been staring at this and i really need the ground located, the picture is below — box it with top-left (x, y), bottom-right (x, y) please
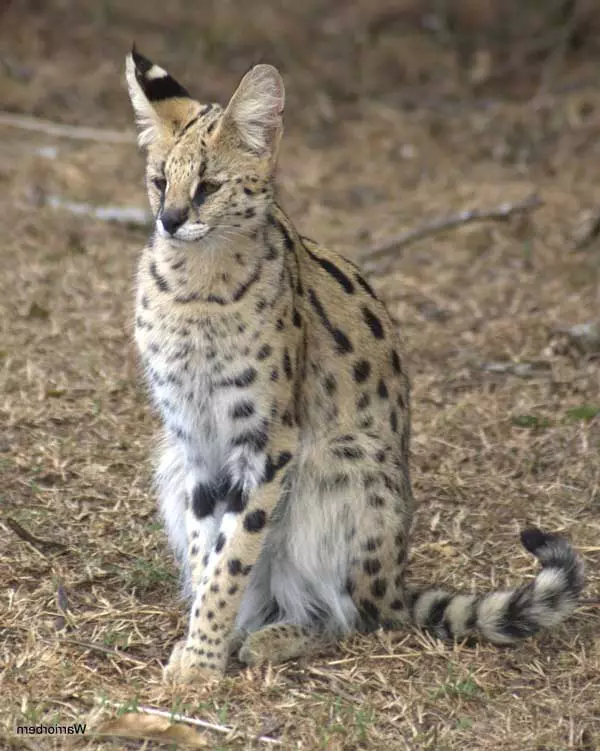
top-left (1, 2), bottom-right (599, 749)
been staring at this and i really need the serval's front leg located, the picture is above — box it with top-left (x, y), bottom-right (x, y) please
top-left (164, 445), bottom-right (295, 683)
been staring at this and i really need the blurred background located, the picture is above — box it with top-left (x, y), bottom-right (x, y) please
top-left (1, 2), bottom-right (599, 748)
top-left (4, 0), bottom-right (600, 121)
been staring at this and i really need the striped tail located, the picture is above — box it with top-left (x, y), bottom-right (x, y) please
top-left (409, 528), bottom-right (584, 645)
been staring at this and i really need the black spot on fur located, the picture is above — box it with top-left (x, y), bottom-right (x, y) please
top-left (355, 273), bottom-right (378, 299)
top-left (362, 306), bottom-right (384, 339)
top-left (377, 379), bottom-right (388, 399)
top-left (360, 599), bottom-right (380, 624)
top-left (391, 349), bottom-right (402, 374)
top-left (149, 260), bottom-right (169, 292)
top-left (293, 308), bottom-right (302, 328)
top-left (283, 349), bottom-right (293, 380)
top-left (371, 578), bottom-right (387, 599)
top-left (214, 533), bottom-right (226, 553)
top-left (363, 558), bottom-right (382, 575)
top-left (357, 393), bottom-right (370, 410)
top-left (323, 374), bottom-right (337, 394)
top-left (227, 487), bottom-right (246, 513)
top-left (257, 343), bottom-right (272, 361)
top-left (368, 494), bottom-right (386, 508)
top-left (179, 115), bottom-right (200, 137)
top-left (381, 474), bottom-right (399, 494)
top-left (175, 291), bottom-right (202, 304)
top-left (192, 483), bottom-right (219, 519)
top-left (264, 451), bottom-right (293, 483)
top-left (228, 558), bottom-right (242, 576)
top-left (363, 473), bottom-right (377, 488)
top-left (269, 214), bottom-right (295, 251)
top-left (265, 243), bottom-right (279, 260)
top-left (232, 426), bottom-right (269, 453)
top-left (305, 246), bottom-right (354, 293)
top-left (390, 409), bottom-right (398, 433)
top-left (231, 400), bottom-right (255, 419)
top-left (232, 262), bottom-right (263, 302)
top-left (244, 509), bottom-right (267, 533)
top-left (353, 359), bottom-right (371, 383)
top-left (332, 445), bottom-right (364, 460)
top-left (333, 434), bottom-right (355, 444)
top-left (308, 287), bottom-right (353, 354)
top-left (219, 367), bottom-right (257, 388)
top-left (364, 537), bottom-right (381, 552)
top-left (332, 329), bottom-right (352, 354)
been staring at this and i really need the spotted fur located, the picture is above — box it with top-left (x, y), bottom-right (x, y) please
top-left (126, 50), bottom-right (584, 681)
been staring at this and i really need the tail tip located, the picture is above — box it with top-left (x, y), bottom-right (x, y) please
top-left (520, 526), bottom-right (553, 554)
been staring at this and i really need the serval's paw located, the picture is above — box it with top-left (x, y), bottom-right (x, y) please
top-left (239, 624), bottom-right (315, 666)
top-left (163, 639), bottom-right (225, 685)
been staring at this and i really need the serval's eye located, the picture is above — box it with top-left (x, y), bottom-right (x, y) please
top-left (193, 181), bottom-right (221, 206)
top-left (152, 176), bottom-right (167, 194)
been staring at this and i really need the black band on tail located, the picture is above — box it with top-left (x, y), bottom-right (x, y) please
top-left (408, 527), bottom-right (583, 646)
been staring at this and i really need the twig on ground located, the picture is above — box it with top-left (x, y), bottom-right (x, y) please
top-left (0, 112), bottom-right (135, 143)
top-left (361, 193), bottom-right (542, 272)
top-left (55, 581), bottom-right (71, 632)
top-left (4, 516), bottom-right (68, 554)
top-left (41, 192), bottom-right (543, 255)
top-left (60, 638), bottom-right (149, 666)
top-left (99, 701), bottom-right (283, 746)
top-left (305, 666), bottom-right (362, 704)
top-left (46, 196), bottom-right (151, 227)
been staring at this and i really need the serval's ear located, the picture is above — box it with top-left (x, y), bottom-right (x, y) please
top-left (125, 46), bottom-right (199, 148)
top-left (216, 64), bottom-right (284, 160)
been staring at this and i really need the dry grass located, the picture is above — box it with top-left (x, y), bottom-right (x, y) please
top-left (1, 2), bottom-right (599, 749)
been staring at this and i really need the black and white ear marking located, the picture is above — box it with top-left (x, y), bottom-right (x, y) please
top-left (130, 45), bottom-right (190, 102)
top-left (125, 46), bottom-right (195, 147)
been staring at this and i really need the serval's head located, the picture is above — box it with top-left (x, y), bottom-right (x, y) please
top-left (125, 48), bottom-right (284, 245)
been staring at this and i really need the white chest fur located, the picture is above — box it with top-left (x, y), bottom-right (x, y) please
top-left (136, 312), bottom-right (269, 493)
